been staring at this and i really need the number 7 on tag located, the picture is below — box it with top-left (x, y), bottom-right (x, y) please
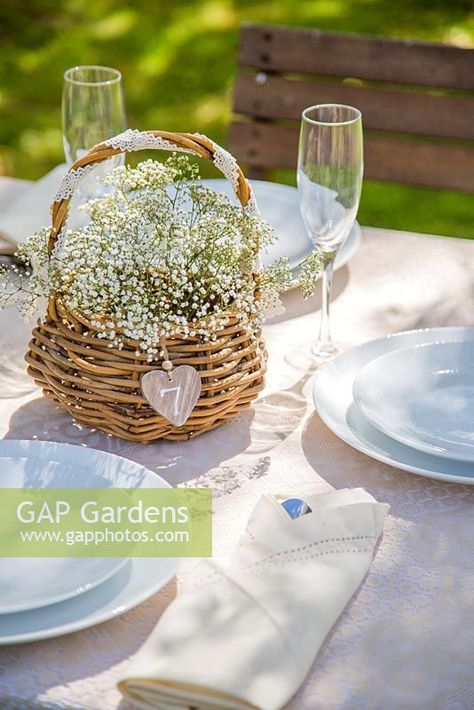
top-left (140, 365), bottom-right (202, 427)
top-left (160, 386), bottom-right (181, 416)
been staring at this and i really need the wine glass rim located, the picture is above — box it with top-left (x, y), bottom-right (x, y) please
top-left (302, 103), bottom-right (362, 126)
top-left (64, 65), bottom-right (122, 86)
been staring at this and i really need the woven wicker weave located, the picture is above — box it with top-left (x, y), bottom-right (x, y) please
top-left (26, 131), bottom-right (266, 442)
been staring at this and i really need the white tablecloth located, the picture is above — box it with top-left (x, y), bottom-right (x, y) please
top-left (0, 176), bottom-right (474, 710)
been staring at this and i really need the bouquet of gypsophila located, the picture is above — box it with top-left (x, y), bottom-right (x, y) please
top-left (0, 155), bottom-right (322, 360)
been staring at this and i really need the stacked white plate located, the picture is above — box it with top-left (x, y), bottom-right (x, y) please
top-left (0, 440), bottom-right (179, 644)
top-left (313, 327), bottom-right (474, 484)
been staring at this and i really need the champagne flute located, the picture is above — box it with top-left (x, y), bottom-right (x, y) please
top-left (62, 65), bottom-right (126, 201)
top-left (298, 104), bottom-right (363, 361)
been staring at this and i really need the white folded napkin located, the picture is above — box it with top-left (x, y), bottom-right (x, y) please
top-left (119, 487), bottom-right (389, 710)
top-left (0, 164), bottom-right (66, 248)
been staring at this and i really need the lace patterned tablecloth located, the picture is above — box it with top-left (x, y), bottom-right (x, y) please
top-left (0, 174), bottom-right (474, 710)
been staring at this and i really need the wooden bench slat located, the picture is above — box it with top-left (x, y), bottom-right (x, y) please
top-left (229, 121), bottom-right (474, 192)
top-left (233, 73), bottom-right (474, 141)
top-left (239, 24), bottom-right (474, 91)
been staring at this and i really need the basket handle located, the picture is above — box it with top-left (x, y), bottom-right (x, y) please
top-left (48, 130), bottom-right (254, 255)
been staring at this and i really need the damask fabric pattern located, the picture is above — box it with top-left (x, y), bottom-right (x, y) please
top-left (0, 213), bottom-right (473, 709)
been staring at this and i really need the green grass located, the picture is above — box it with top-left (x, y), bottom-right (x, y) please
top-left (1, 0), bottom-right (473, 236)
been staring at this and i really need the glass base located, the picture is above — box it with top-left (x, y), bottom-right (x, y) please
top-left (284, 339), bottom-right (340, 372)
top-left (311, 340), bottom-right (338, 362)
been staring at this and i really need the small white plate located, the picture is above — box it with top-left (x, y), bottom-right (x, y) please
top-left (201, 179), bottom-right (361, 274)
top-left (353, 341), bottom-right (474, 462)
top-left (0, 440), bottom-right (178, 644)
top-left (313, 327), bottom-right (474, 485)
top-left (0, 554), bottom-right (127, 616)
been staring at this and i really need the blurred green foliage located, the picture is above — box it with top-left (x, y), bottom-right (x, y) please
top-left (0, 0), bottom-right (473, 236)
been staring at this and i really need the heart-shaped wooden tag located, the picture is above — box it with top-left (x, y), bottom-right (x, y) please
top-left (140, 365), bottom-right (202, 427)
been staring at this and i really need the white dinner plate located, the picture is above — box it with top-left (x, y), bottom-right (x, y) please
top-left (201, 179), bottom-right (361, 274)
top-left (0, 440), bottom-right (178, 644)
top-left (353, 341), bottom-right (474, 462)
top-left (313, 327), bottom-right (474, 485)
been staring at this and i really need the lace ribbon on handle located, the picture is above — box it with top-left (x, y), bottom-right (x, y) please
top-left (54, 164), bottom-right (96, 203)
top-left (54, 131), bottom-right (196, 202)
top-left (53, 129), bottom-right (256, 206)
top-left (103, 129), bottom-right (196, 155)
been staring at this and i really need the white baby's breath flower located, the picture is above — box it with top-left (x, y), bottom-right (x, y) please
top-left (0, 156), bottom-right (321, 348)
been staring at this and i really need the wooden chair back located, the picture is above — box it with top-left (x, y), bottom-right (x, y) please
top-left (229, 24), bottom-right (474, 192)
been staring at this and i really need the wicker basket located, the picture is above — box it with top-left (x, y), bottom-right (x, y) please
top-left (26, 130), bottom-right (267, 442)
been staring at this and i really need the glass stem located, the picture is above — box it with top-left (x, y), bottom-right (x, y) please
top-left (314, 251), bottom-right (337, 358)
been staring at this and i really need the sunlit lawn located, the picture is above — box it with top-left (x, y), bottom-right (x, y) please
top-left (1, 0), bottom-right (473, 237)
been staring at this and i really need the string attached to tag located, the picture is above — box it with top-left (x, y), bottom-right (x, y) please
top-left (159, 338), bottom-right (174, 382)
